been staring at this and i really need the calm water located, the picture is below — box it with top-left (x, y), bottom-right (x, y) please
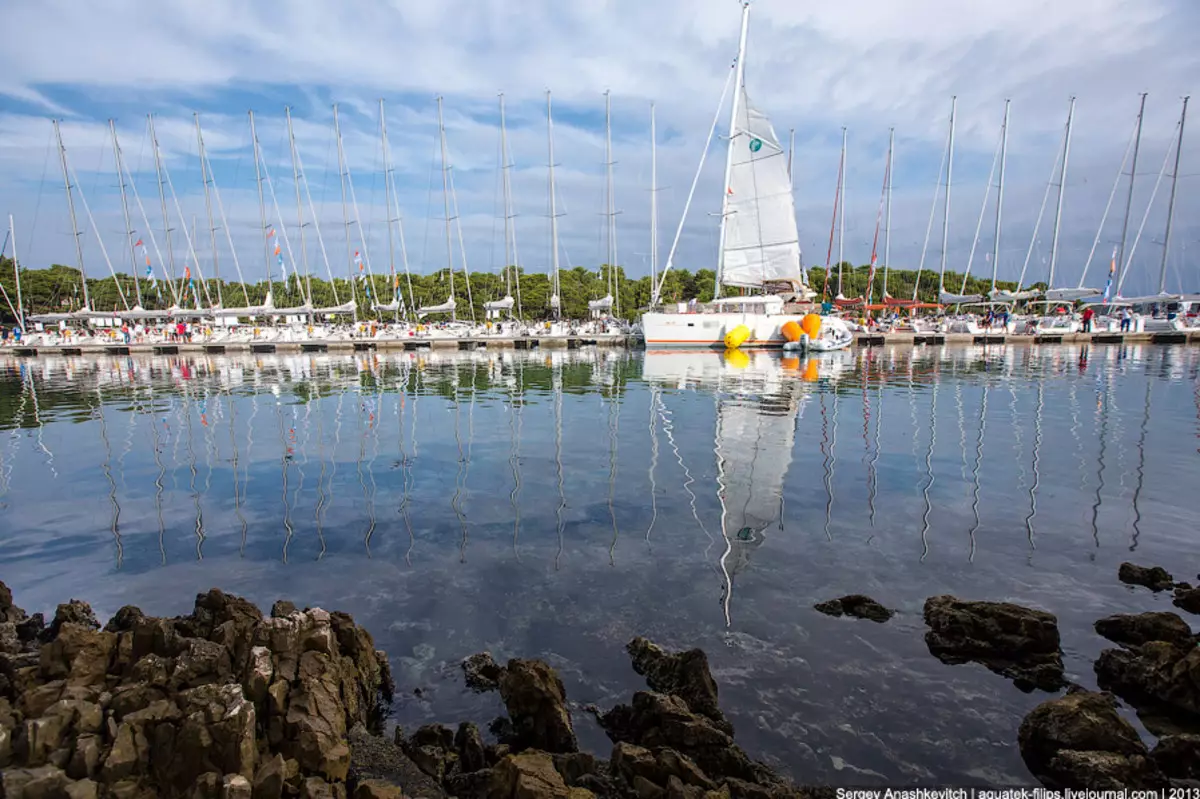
top-left (1, 345), bottom-right (1197, 785)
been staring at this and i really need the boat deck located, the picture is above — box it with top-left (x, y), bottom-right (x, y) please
top-left (0, 330), bottom-right (1197, 358)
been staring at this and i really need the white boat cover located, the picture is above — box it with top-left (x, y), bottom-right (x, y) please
top-left (1043, 287), bottom-right (1102, 302)
top-left (312, 301), bottom-right (358, 316)
top-left (417, 296), bottom-right (457, 317)
top-left (372, 301), bottom-right (402, 313)
top-left (939, 292), bottom-right (984, 304)
top-left (989, 288), bottom-right (1041, 302)
top-left (483, 295), bottom-right (515, 311)
top-left (587, 295), bottom-right (614, 312)
top-left (1115, 292), bottom-right (1183, 305)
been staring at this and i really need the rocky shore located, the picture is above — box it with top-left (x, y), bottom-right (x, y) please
top-left (1, 559), bottom-right (1197, 796)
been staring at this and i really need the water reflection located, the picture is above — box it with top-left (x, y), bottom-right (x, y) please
top-left (2, 344), bottom-right (1199, 785)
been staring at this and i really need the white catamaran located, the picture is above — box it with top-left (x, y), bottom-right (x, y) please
top-left (642, 1), bottom-right (813, 349)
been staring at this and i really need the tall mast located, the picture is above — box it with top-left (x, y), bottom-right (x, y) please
top-left (110, 120), bottom-right (143, 308)
top-left (604, 90), bottom-right (619, 313)
top-left (1046, 97), bottom-right (1075, 291)
top-left (882, 128), bottom-right (894, 298)
top-left (195, 114), bottom-right (223, 307)
top-left (714, 0), bottom-right (751, 298)
top-left (53, 120), bottom-right (90, 310)
top-left (938, 96), bottom-right (957, 294)
top-left (1116, 93), bottom-right (1147, 293)
top-left (650, 103), bottom-right (659, 303)
top-left (436, 96), bottom-right (457, 320)
top-left (1159, 95), bottom-right (1189, 295)
top-left (10, 215), bottom-right (24, 330)
top-left (332, 104), bottom-right (359, 319)
top-left (787, 128), bottom-right (795, 184)
top-left (380, 99), bottom-right (398, 319)
top-left (285, 107), bottom-right (313, 308)
top-left (499, 92), bottom-right (517, 309)
top-left (249, 110), bottom-right (274, 302)
top-left (379, 100), bottom-right (413, 317)
top-left (148, 115), bottom-right (178, 304)
top-left (837, 127), bottom-right (846, 296)
top-left (547, 91), bottom-right (562, 319)
top-left (991, 100), bottom-right (1010, 292)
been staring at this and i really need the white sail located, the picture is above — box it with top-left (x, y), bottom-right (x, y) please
top-left (720, 90), bottom-right (804, 290)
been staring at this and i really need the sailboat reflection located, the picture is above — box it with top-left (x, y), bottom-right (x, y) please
top-left (644, 349), bottom-right (825, 626)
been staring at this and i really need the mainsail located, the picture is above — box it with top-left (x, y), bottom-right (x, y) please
top-left (720, 90), bottom-right (805, 290)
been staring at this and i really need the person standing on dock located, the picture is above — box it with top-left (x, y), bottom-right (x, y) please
top-left (1081, 306), bottom-right (1094, 333)
top-left (1120, 307), bottom-right (1133, 332)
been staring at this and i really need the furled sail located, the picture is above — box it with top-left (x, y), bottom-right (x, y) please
top-left (989, 288), bottom-right (1041, 302)
top-left (417, 296), bottom-right (457, 317)
top-left (720, 90), bottom-right (805, 290)
top-left (1043, 287), bottom-right (1101, 302)
top-left (939, 291), bottom-right (985, 304)
top-left (483, 295), bottom-right (515, 312)
top-left (587, 294), bottom-right (614, 312)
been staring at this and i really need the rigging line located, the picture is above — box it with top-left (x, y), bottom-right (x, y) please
top-left (958, 124), bottom-right (1003, 296)
top-left (912, 121), bottom-right (951, 302)
top-left (658, 392), bottom-right (714, 556)
top-left (1116, 124), bottom-right (1179, 297)
top-left (67, 159), bottom-right (130, 310)
top-left (956, 379), bottom-right (967, 482)
top-left (919, 379), bottom-right (938, 563)
top-left (1015, 125), bottom-right (1068, 292)
top-left (398, 358), bottom-right (414, 567)
top-left (646, 384), bottom-right (660, 546)
top-left (95, 385), bottom-right (123, 569)
top-left (324, 385), bottom-right (346, 555)
top-left (290, 108), bottom-right (338, 304)
top-left (1077, 117), bottom-right (1139, 289)
top-left (115, 124), bottom-right (181, 306)
top-left (714, 393), bottom-right (733, 629)
top-left (1130, 379), bottom-right (1151, 552)
top-left (867, 373), bottom-right (883, 531)
top-left (1024, 384), bottom-right (1043, 553)
top-left (28, 367), bottom-right (56, 478)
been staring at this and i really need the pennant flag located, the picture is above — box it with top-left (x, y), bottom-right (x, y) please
top-left (727, 186), bottom-right (734, 195)
top-left (137, 240), bottom-right (156, 288)
top-left (184, 265), bottom-right (191, 281)
top-left (1102, 245), bottom-right (1117, 301)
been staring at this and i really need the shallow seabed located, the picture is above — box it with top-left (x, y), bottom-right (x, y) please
top-left (1, 344), bottom-right (1197, 785)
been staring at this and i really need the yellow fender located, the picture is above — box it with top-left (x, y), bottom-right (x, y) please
top-left (723, 348), bottom-right (750, 369)
top-left (724, 324), bottom-right (751, 350)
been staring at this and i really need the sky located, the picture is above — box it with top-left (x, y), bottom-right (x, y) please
top-left (0, 0), bottom-right (1196, 300)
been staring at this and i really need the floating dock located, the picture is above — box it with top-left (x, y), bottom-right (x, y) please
top-left (1, 330), bottom-right (1197, 358)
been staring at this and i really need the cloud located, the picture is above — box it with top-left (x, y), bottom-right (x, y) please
top-left (0, 0), bottom-right (1195, 298)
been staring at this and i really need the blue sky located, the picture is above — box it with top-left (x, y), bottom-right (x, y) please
top-left (0, 0), bottom-right (1196, 297)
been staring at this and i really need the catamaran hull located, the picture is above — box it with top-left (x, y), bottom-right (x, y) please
top-left (641, 312), bottom-right (805, 349)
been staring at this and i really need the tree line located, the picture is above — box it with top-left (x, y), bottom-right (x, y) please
top-left (0, 258), bottom-right (1025, 325)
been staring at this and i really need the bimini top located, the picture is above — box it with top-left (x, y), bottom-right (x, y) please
top-left (710, 295), bottom-right (785, 309)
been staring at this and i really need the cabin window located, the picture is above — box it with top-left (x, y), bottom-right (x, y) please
top-left (687, 323), bottom-right (695, 327)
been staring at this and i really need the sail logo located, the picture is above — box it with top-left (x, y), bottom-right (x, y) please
top-left (749, 138), bottom-right (763, 152)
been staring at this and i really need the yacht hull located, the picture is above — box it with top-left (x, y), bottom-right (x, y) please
top-left (641, 311), bottom-right (804, 349)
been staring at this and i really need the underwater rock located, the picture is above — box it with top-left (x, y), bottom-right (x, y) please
top-left (1173, 586), bottom-right (1200, 616)
top-left (1118, 562), bottom-right (1176, 593)
top-left (1094, 612), bottom-right (1196, 648)
top-left (923, 595), bottom-right (1065, 692)
top-left (813, 595), bottom-right (894, 624)
top-left (1095, 639), bottom-right (1200, 721)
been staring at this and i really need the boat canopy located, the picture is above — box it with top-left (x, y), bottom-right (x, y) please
top-left (372, 301), bottom-right (402, 313)
top-left (1043, 287), bottom-right (1102, 302)
top-left (989, 288), bottom-right (1041, 302)
top-left (417, 296), bottom-right (457, 317)
top-left (711, 295), bottom-right (784, 309)
top-left (272, 304), bottom-right (314, 317)
top-left (1116, 292), bottom-right (1183, 305)
top-left (938, 291), bottom-right (984, 305)
top-left (27, 313), bottom-right (74, 323)
top-left (587, 294), bottom-right (614, 312)
top-left (483, 295), bottom-right (515, 312)
top-left (312, 301), bottom-right (358, 316)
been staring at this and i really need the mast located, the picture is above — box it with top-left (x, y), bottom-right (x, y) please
top-left (1159, 95), bottom-right (1189, 295)
top-left (1046, 97), bottom-right (1075, 292)
top-left (650, 103), bottom-right (659, 304)
top-left (787, 128), bottom-right (795, 184)
top-left (53, 119), bottom-right (90, 310)
top-left (837, 127), bottom-right (846, 297)
top-left (882, 128), bottom-right (894, 298)
top-left (195, 114), bottom-right (224, 307)
top-left (249, 110), bottom-right (274, 302)
top-left (148, 115), bottom-right (178, 305)
top-left (380, 99), bottom-right (398, 320)
top-left (285, 107), bottom-right (313, 309)
top-left (436, 96), bottom-right (457, 320)
top-left (110, 119), bottom-right (143, 308)
top-left (938, 96), bottom-right (957, 294)
top-left (991, 100), bottom-right (1010, 292)
top-left (10, 215), bottom-right (24, 330)
top-left (547, 91), bottom-right (562, 319)
top-left (499, 92), bottom-right (519, 314)
top-left (380, 99), bottom-right (414, 318)
top-left (1116, 93), bottom-right (1147, 294)
top-left (332, 104), bottom-right (359, 320)
top-left (604, 90), bottom-right (620, 314)
top-left (714, 0), bottom-right (751, 298)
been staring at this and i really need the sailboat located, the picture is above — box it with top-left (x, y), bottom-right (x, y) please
top-left (417, 97), bottom-right (468, 321)
top-left (642, 2), bottom-right (813, 349)
top-left (484, 93), bottom-right (520, 323)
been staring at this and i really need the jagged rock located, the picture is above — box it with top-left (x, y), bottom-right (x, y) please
top-left (813, 595), bottom-right (894, 624)
top-left (0, 580), bottom-right (23, 623)
top-left (104, 606), bottom-right (146, 634)
top-left (347, 724), bottom-right (446, 799)
top-left (285, 651), bottom-right (351, 781)
top-left (352, 780), bottom-right (405, 799)
top-left (552, 752), bottom-right (600, 786)
top-left (498, 659), bottom-right (578, 754)
top-left (270, 600), bottom-right (297, 619)
top-left (252, 752), bottom-right (287, 799)
top-left (1095, 641), bottom-right (1200, 719)
top-left (445, 769), bottom-right (495, 799)
top-left (627, 638), bottom-right (730, 732)
top-left (408, 724), bottom-right (455, 752)
top-left (1, 765), bottom-right (70, 799)
top-left (456, 722), bottom-right (487, 774)
top-left (67, 733), bottom-right (103, 780)
top-left (1095, 612), bottom-right (1195, 648)
top-left (170, 637), bottom-right (235, 691)
top-left (47, 600), bottom-right (100, 637)
top-left (224, 774), bottom-right (254, 799)
top-left (491, 751), bottom-right (578, 799)
top-left (463, 652), bottom-right (504, 692)
top-left (102, 720), bottom-right (150, 782)
top-left (1174, 587), bottom-right (1200, 616)
top-left (1151, 734), bottom-right (1200, 780)
top-left (300, 776), bottom-right (345, 799)
top-left (923, 595), bottom-right (1065, 692)
top-left (17, 613), bottom-right (45, 645)
top-left (1018, 690), bottom-right (1155, 788)
top-left (1044, 750), bottom-right (1166, 789)
top-left (39, 624), bottom-right (116, 687)
top-left (66, 779), bottom-right (100, 799)
top-left (1119, 562), bottom-right (1175, 592)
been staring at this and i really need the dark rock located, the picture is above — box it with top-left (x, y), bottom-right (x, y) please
top-left (498, 659), bottom-right (578, 754)
top-left (1045, 750), bottom-right (1167, 789)
top-left (103, 606), bottom-right (146, 634)
top-left (462, 652), bottom-right (504, 692)
top-left (408, 744), bottom-right (449, 781)
top-left (552, 751), bottom-right (600, 786)
top-left (1095, 641), bottom-right (1200, 719)
top-left (1095, 612), bottom-right (1195, 648)
top-left (1151, 734), bottom-right (1200, 780)
top-left (408, 723), bottom-right (455, 753)
top-left (489, 716), bottom-right (516, 745)
top-left (923, 595), bottom-right (1065, 692)
top-left (271, 600), bottom-right (297, 619)
top-left (813, 595), bottom-right (894, 623)
top-left (456, 722), bottom-right (487, 774)
top-left (1119, 562), bottom-right (1176, 592)
top-left (352, 780), bottom-right (405, 799)
top-left (1174, 587), bottom-right (1200, 616)
top-left (347, 723), bottom-right (446, 799)
top-left (47, 600), bottom-right (100, 638)
top-left (253, 752), bottom-right (288, 799)
top-left (0, 580), bottom-right (24, 623)
top-left (490, 751), bottom-right (575, 799)
top-left (444, 769), bottom-right (494, 799)
top-left (1, 765), bottom-right (71, 798)
top-left (17, 613), bottom-right (45, 645)
top-left (1018, 690), bottom-right (1155, 788)
top-left (627, 638), bottom-right (731, 732)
